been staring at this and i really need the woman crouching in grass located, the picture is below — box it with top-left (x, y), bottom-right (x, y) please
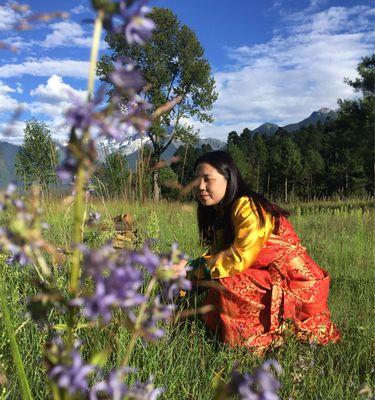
top-left (174, 150), bottom-right (340, 354)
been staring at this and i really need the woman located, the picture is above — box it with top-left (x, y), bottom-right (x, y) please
top-left (179, 150), bottom-right (340, 354)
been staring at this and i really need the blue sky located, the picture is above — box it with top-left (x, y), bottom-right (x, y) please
top-left (0, 0), bottom-right (373, 144)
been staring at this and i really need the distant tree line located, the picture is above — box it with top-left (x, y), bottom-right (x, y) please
top-left (171, 54), bottom-right (374, 202)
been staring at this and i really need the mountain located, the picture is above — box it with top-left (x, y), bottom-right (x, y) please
top-left (282, 108), bottom-right (337, 132)
top-left (252, 122), bottom-right (280, 136)
top-left (0, 141), bottom-right (19, 187)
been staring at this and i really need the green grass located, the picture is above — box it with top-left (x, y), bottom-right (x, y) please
top-left (0, 198), bottom-right (374, 399)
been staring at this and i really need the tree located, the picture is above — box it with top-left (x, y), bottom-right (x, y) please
top-left (248, 133), bottom-right (268, 192)
top-left (301, 149), bottom-right (325, 200)
top-left (98, 7), bottom-right (218, 201)
top-left (227, 130), bottom-right (240, 146)
top-left (15, 120), bottom-right (58, 189)
top-left (271, 137), bottom-right (302, 202)
top-left (94, 147), bottom-right (131, 198)
top-left (330, 54), bottom-right (375, 195)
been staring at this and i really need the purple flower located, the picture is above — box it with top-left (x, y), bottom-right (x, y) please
top-left (82, 244), bottom-right (116, 278)
top-left (130, 245), bottom-right (161, 274)
top-left (90, 369), bottom-right (163, 400)
top-left (117, 1), bottom-right (156, 45)
top-left (110, 60), bottom-right (145, 93)
top-left (66, 96), bottom-right (98, 132)
top-left (107, 264), bottom-right (146, 308)
top-left (127, 378), bottom-right (164, 400)
top-left (229, 360), bottom-right (282, 400)
top-left (137, 296), bottom-right (174, 341)
top-left (86, 211), bottom-right (101, 227)
top-left (74, 277), bottom-right (118, 323)
top-left (6, 242), bottom-right (31, 266)
top-left (49, 349), bottom-right (96, 394)
top-left (56, 154), bottom-right (78, 183)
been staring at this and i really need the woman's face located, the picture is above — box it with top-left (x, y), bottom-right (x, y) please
top-left (195, 162), bottom-right (228, 207)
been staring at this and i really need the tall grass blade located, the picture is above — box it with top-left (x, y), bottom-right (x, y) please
top-left (0, 275), bottom-right (33, 400)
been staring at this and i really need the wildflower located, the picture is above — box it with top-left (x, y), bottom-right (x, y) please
top-left (86, 212), bottom-right (101, 227)
top-left (56, 154), bottom-right (78, 183)
top-left (126, 378), bottom-right (164, 399)
top-left (110, 60), bottom-right (145, 93)
top-left (81, 244), bottom-right (116, 278)
top-left (90, 369), bottom-right (163, 400)
top-left (140, 296), bottom-right (174, 341)
top-left (90, 369), bottom-right (129, 400)
top-left (228, 359), bottom-right (282, 400)
top-left (117, 1), bottom-right (156, 45)
top-left (130, 245), bottom-right (161, 274)
top-left (74, 277), bottom-right (118, 323)
top-left (49, 348), bottom-right (96, 394)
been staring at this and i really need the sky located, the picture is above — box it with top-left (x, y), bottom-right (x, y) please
top-left (0, 0), bottom-right (373, 145)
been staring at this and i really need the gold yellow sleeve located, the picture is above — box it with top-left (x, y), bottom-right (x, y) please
top-left (204, 196), bottom-right (274, 279)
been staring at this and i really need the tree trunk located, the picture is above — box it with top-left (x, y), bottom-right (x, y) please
top-left (256, 161), bottom-right (260, 192)
top-left (267, 172), bottom-right (270, 197)
top-left (153, 168), bottom-right (161, 202)
top-left (284, 175), bottom-right (288, 203)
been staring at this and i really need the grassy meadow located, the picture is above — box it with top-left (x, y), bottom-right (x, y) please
top-left (0, 196), bottom-right (374, 399)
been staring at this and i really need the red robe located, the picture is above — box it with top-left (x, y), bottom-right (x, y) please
top-left (199, 197), bottom-right (340, 353)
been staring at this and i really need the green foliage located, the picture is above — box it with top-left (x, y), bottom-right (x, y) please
top-left (142, 209), bottom-right (160, 252)
top-left (94, 146), bottom-right (131, 197)
top-left (97, 7), bottom-right (218, 200)
top-left (158, 166), bottom-right (179, 200)
top-left (15, 120), bottom-right (58, 189)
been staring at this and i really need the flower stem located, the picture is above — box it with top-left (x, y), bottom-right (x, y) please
top-left (67, 10), bottom-right (103, 351)
top-left (69, 10), bottom-right (103, 295)
top-left (0, 275), bottom-right (33, 400)
top-left (121, 277), bottom-right (157, 367)
top-left (87, 9), bottom-right (103, 100)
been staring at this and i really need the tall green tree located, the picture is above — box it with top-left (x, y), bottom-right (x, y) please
top-left (98, 7), bottom-right (218, 201)
top-left (271, 137), bottom-right (302, 202)
top-left (15, 120), bottom-right (58, 189)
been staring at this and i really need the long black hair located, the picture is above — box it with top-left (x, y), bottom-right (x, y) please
top-left (194, 151), bottom-right (290, 249)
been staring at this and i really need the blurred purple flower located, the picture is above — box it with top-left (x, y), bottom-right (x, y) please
top-left (82, 244), bottom-right (115, 278)
top-left (130, 245), bottom-right (161, 274)
top-left (86, 211), bottom-right (101, 227)
top-left (6, 241), bottom-right (31, 266)
top-left (66, 99), bottom-right (96, 132)
top-left (90, 369), bottom-right (163, 400)
top-left (127, 378), bottom-right (164, 400)
top-left (56, 154), bottom-right (78, 183)
top-left (138, 296), bottom-right (174, 341)
top-left (90, 369), bottom-right (128, 400)
top-left (110, 61), bottom-right (145, 93)
top-left (49, 348), bottom-right (96, 394)
top-left (117, 1), bottom-right (156, 45)
top-left (74, 277), bottom-right (118, 323)
top-left (229, 360), bottom-right (282, 400)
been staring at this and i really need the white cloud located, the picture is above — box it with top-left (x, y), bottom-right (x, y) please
top-left (29, 75), bottom-right (87, 142)
top-left (0, 58), bottom-right (90, 78)
top-left (41, 21), bottom-right (92, 48)
top-left (71, 4), bottom-right (91, 15)
top-left (197, 5), bottom-right (374, 140)
top-left (0, 5), bottom-right (18, 31)
top-left (0, 80), bottom-right (23, 114)
top-left (30, 74), bottom-right (86, 104)
top-left (0, 120), bottom-right (26, 144)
